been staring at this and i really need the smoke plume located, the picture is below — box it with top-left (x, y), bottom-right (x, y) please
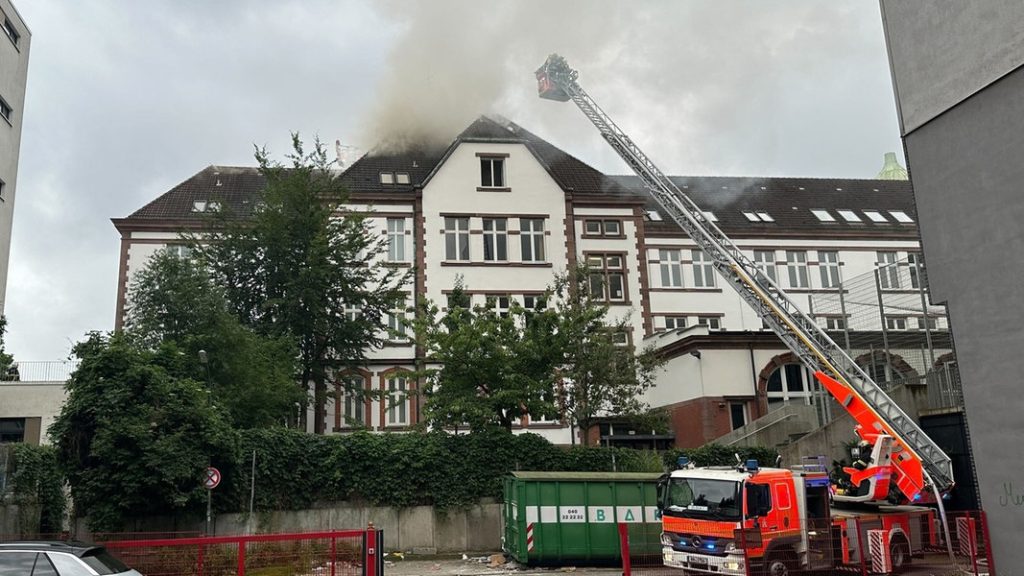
top-left (358, 1), bottom-right (897, 179)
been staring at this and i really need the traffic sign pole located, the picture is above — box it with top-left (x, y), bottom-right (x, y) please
top-left (203, 467), bottom-right (221, 535)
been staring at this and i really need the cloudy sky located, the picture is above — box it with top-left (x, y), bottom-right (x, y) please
top-left (8, 0), bottom-right (903, 360)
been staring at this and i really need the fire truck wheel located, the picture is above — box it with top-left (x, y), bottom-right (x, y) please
top-left (889, 536), bottom-right (912, 573)
top-left (761, 551), bottom-right (795, 576)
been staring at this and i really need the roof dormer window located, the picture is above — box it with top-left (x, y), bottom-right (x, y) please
top-left (646, 210), bottom-right (663, 222)
top-left (380, 172), bottom-right (395, 185)
top-left (396, 173), bottom-right (410, 185)
top-left (703, 211), bottom-right (718, 222)
top-left (192, 200), bottom-right (220, 212)
top-left (743, 212), bottom-right (775, 222)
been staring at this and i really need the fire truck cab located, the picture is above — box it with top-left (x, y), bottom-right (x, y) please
top-left (658, 459), bottom-right (928, 575)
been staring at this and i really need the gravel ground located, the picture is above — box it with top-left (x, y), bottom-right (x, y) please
top-left (383, 556), bottom-right (623, 576)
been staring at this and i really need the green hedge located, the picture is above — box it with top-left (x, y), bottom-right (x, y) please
top-left (6, 444), bottom-right (66, 534)
top-left (224, 429), bottom-right (777, 512)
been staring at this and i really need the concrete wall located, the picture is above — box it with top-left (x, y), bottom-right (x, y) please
top-left (73, 501), bottom-right (504, 553)
top-left (0, 381), bottom-right (67, 445)
top-left (881, 2), bottom-right (1024, 567)
top-left (0, 0), bottom-right (30, 311)
top-left (714, 403), bottom-right (818, 450)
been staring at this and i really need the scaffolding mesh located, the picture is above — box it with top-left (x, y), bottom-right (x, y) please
top-left (809, 256), bottom-right (963, 411)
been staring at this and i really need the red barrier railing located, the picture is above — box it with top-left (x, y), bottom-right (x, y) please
top-left (101, 525), bottom-right (381, 576)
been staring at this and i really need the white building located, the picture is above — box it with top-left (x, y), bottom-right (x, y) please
top-left (112, 116), bottom-right (933, 447)
top-left (0, 0), bottom-right (29, 312)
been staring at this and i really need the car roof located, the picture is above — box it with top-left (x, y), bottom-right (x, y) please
top-left (0, 541), bottom-right (101, 556)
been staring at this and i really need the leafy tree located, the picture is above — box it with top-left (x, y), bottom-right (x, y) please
top-left (411, 281), bottom-right (563, 431)
top-left (553, 265), bottom-right (664, 445)
top-left (0, 315), bottom-right (14, 378)
top-left (50, 332), bottom-right (237, 531)
top-left (196, 135), bottom-right (410, 433)
top-left (124, 250), bottom-right (302, 428)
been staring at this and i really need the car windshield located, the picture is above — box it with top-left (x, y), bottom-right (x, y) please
top-left (664, 478), bottom-right (741, 520)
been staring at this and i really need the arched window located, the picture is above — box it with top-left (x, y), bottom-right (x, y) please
top-left (765, 363), bottom-right (817, 408)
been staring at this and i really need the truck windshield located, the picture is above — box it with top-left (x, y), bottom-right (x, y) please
top-left (664, 478), bottom-right (741, 520)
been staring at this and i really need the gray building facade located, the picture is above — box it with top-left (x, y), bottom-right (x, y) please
top-left (880, 2), bottom-right (1024, 569)
top-left (0, 0), bottom-right (29, 312)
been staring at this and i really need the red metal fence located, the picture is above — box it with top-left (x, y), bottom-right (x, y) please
top-left (101, 526), bottom-right (382, 576)
top-left (618, 510), bottom-right (995, 576)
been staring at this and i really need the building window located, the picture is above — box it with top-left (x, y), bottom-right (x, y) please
top-left (165, 244), bottom-right (192, 259)
top-left (486, 294), bottom-right (511, 317)
top-left (520, 218), bottom-right (545, 262)
top-left (480, 156), bottom-right (505, 188)
top-left (786, 251), bottom-right (809, 288)
top-left (395, 173), bottom-right (410, 184)
top-left (387, 218), bottom-right (406, 262)
top-left (444, 217), bottom-right (470, 261)
top-left (889, 210), bottom-right (914, 223)
top-left (387, 297), bottom-right (409, 340)
top-left (697, 316), bottom-right (721, 330)
top-left (341, 375), bottom-right (366, 427)
top-left (587, 254), bottom-right (626, 302)
top-left (766, 364), bottom-right (816, 409)
top-left (743, 212), bottom-right (774, 223)
top-left (702, 211), bottom-right (718, 222)
top-left (379, 172), bottom-right (395, 185)
top-left (820, 316), bottom-right (846, 331)
top-left (915, 316), bottom-right (938, 330)
top-left (664, 316), bottom-right (686, 330)
top-left (818, 251), bottom-right (841, 288)
top-left (2, 18), bottom-right (18, 46)
top-left (658, 249), bottom-right (683, 288)
top-left (692, 250), bottom-right (715, 288)
top-left (584, 219), bottom-right (623, 237)
top-left (811, 209), bottom-right (835, 222)
top-left (343, 302), bottom-right (360, 322)
top-left (610, 330), bottom-right (630, 347)
top-left (837, 210), bottom-right (862, 223)
top-left (523, 294), bottom-right (547, 310)
top-left (386, 376), bottom-right (408, 426)
top-left (907, 252), bottom-right (923, 289)
top-left (877, 251), bottom-right (900, 289)
top-left (0, 418), bottom-right (25, 443)
top-left (646, 210), bottom-right (663, 222)
top-left (483, 218), bottom-right (508, 261)
top-left (863, 210), bottom-right (889, 223)
top-left (0, 97), bottom-right (10, 123)
top-left (729, 403), bottom-right (747, 431)
top-left (885, 316), bottom-right (908, 331)
top-left (753, 250), bottom-right (776, 282)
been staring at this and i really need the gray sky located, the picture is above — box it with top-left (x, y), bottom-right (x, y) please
top-left (8, 0), bottom-right (903, 360)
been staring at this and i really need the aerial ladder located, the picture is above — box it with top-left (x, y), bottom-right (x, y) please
top-left (535, 54), bottom-right (954, 506)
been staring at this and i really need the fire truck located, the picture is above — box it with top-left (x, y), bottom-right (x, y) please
top-left (535, 55), bottom-right (957, 575)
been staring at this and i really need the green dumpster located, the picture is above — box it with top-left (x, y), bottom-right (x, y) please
top-left (502, 471), bottom-right (663, 566)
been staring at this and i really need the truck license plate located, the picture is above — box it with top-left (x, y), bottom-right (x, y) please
top-left (689, 556), bottom-right (708, 567)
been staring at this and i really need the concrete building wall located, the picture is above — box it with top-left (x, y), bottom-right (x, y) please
top-left (0, 0), bottom-right (29, 311)
top-left (881, 1), bottom-right (1024, 567)
top-left (0, 380), bottom-right (67, 445)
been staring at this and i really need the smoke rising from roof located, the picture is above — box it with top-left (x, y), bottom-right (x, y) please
top-left (359, 1), bottom-right (899, 179)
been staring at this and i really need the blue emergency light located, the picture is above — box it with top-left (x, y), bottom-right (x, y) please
top-left (745, 459), bottom-right (759, 471)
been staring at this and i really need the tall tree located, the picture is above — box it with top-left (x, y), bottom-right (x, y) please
top-left (50, 332), bottom-right (237, 531)
top-left (196, 135), bottom-right (409, 433)
top-left (553, 266), bottom-right (664, 445)
top-left (124, 250), bottom-right (302, 428)
top-left (411, 281), bottom-right (563, 431)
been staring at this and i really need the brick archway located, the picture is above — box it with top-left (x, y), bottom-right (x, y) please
top-left (755, 352), bottom-right (802, 415)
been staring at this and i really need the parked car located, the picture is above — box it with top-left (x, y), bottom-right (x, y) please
top-left (0, 542), bottom-right (142, 575)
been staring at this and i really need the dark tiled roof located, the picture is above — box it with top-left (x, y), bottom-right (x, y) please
top-left (116, 116), bottom-right (917, 240)
top-left (611, 175), bottom-right (918, 237)
top-left (124, 165), bottom-right (265, 220)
